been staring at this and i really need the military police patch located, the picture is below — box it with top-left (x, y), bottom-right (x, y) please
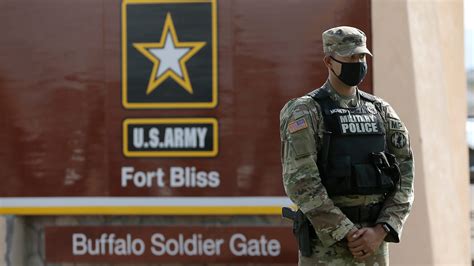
top-left (122, 0), bottom-right (217, 109)
top-left (389, 118), bottom-right (404, 131)
top-left (391, 131), bottom-right (407, 149)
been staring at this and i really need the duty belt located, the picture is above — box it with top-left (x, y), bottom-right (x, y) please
top-left (339, 203), bottom-right (383, 224)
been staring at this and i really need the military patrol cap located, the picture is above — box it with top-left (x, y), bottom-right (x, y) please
top-left (322, 26), bottom-right (372, 57)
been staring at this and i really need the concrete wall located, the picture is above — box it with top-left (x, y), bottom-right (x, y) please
top-left (372, 0), bottom-right (470, 264)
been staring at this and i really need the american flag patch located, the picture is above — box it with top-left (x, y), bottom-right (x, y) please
top-left (288, 118), bottom-right (308, 133)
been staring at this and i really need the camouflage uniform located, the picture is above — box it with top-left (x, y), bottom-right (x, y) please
top-left (279, 26), bottom-right (414, 265)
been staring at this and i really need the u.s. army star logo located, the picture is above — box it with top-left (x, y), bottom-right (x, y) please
top-left (133, 13), bottom-right (205, 95)
top-left (122, 0), bottom-right (217, 109)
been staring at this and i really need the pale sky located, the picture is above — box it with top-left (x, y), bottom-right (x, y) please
top-left (466, 0), bottom-right (473, 30)
top-left (465, 0), bottom-right (473, 69)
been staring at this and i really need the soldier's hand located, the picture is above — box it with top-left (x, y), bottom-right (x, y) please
top-left (345, 227), bottom-right (360, 242)
top-left (347, 226), bottom-right (387, 261)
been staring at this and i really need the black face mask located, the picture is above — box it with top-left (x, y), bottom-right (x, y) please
top-left (330, 56), bottom-right (367, 86)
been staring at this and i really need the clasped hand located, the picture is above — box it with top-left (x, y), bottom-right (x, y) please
top-left (345, 225), bottom-right (386, 262)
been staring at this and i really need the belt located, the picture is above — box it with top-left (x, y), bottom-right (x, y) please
top-left (339, 203), bottom-right (383, 224)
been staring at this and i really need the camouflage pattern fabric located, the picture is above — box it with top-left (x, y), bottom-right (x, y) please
top-left (299, 238), bottom-right (388, 265)
top-left (279, 81), bottom-right (414, 265)
top-left (322, 26), bottom-right (372, 57)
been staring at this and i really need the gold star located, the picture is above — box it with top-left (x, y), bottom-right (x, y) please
top-left (133, 13), bottom-right (206, 95)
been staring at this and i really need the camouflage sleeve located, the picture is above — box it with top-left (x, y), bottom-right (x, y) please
top-left (280, 97), bottom-right (356, 247)
top-left (375, 102), bottom-right (415, 243)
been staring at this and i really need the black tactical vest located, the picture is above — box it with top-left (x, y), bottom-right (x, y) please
top-left (309, 89), bottom-right (395, 196)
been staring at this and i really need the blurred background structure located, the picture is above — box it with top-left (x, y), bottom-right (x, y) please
top-left (0, 0), bottom-right (471, 265)
top-left (373, 0), bottom-right (469, 264)
top-left (466, 0), bottom-right (474, 263)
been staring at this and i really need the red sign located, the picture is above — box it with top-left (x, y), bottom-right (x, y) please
top-left (0, 0), bottom-right (372, 214)
top-left (45, 226), bottom-right (297, 264)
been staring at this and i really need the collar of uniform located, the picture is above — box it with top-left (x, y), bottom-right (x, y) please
top-left (322, 80), bottom-right (360, 108)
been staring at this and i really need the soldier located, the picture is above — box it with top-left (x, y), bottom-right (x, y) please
top-left (280, 26), bottom-right (414, 265)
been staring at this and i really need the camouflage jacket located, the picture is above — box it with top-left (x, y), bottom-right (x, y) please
top-left (280, 81), bottom-right (414, 247)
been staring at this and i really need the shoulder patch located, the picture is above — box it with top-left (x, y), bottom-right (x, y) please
top-left (389, 118), bottom-right (404, 131)
top-left (390, 132), bottom-right (407, 149)
top-left (288, 117), bottom-right (308, 133)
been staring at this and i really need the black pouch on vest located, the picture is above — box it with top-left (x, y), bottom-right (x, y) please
top-left (325, 156), bottom-right (352, 195)
top-left (353, 163), bottom-right (379, 194)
